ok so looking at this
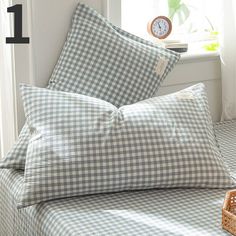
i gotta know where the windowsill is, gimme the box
[178,42,220,63]
[143,34,220,63]
[150,39,220,63]
[180,50,220,63]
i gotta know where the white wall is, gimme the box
[12,0,106,131]
[12,0,222,133]
[30,0,105,88]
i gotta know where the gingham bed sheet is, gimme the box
[0,121,235,236]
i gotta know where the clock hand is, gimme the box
[158,22,162,30]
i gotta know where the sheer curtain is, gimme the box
[220,0,236,120]
[0,0,17,157]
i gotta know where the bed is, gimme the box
[0,120,235,236]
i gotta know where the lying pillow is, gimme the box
[17,83,234,208]
[0,3,180,170]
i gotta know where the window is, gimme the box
[121,0,221,51]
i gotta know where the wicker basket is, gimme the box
[222,190,236,235]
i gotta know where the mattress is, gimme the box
[1,121,236,236]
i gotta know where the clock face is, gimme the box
[149,16,172,39]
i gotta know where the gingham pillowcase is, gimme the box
[17,83,234,208]
[48,3,180,105]
[0,3,180,170]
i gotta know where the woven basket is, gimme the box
[222,190,236,235]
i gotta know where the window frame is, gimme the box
[107,0,220,59]
[105,0,122,27]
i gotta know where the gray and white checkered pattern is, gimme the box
[1,120,236,235]
[0,124,29,169]
[17,83,234,208]
[0,3,180,170]
[48,3,180,107]
[214,120,236,179]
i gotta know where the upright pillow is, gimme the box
[18,84,234,208]
[48,3,180,106]
[0,3,180,170]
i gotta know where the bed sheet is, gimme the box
[1,121,235,236]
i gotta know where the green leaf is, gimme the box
[171,3,190,25]
[168,0,182,20]
[168,0,181,9]
[168,8,176,20]
[203,42,220,51]
[174,3,190,25]
[210,31,219,36]
[180,4,190,20]
[168,0,190,26]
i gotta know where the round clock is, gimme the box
[147,16,172,39]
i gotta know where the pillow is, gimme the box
[0,3,180,170]
[17,83,234,208]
